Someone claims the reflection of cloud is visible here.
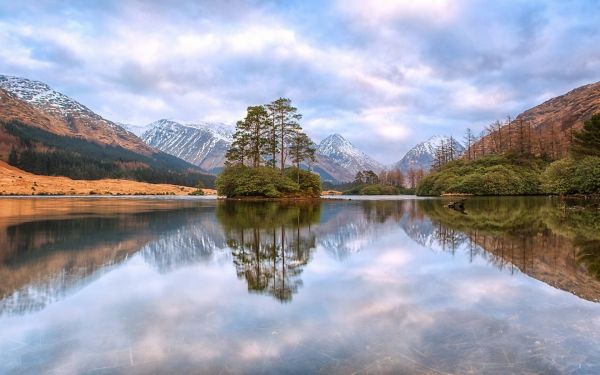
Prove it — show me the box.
[2,200,600,373]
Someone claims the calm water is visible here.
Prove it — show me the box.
[1,196,600,374]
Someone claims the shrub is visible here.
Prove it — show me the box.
[416,156,543,196]
[543,156,600,195]
[216,165,321,198]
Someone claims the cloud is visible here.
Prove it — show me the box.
[0,0,599,163]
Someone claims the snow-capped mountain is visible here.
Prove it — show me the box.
[392,135,465,173]
[141,119,233,173]
[136,122,384,181]
[0,74,150,153]
[316,134,384,180]
[0,75,121,130]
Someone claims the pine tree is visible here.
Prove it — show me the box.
[8,147,18,166]
[267,98,302,173]
[354,171,364,184]
[289,131,316,183]
[572,113,600,158]
[225,123,250,166]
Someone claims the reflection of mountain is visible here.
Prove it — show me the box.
[141,215,227,273]
[3,196,600,317]
[0,200,211,315]
[414,198,600,302]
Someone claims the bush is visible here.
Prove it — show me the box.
[216,165,321,198]
[543,156,600,195]
[284,167,322,197]
[342,183,412,195]
[416,156,543,196]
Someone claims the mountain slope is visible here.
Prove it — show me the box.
[0,76,214,187]
[471,80,600,159]
[393,136,465,173]
[142,119,232,173]
[0,75,152,153]
[315,134,384,181]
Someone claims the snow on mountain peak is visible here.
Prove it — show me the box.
[0,75,101,122]
[317,133,383,173]
[392,135,465,173]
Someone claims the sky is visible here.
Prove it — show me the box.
[1,0,599,163]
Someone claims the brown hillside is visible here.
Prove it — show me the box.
[0,87,153,157]
[469,81,600,160]
[0,160,216,195]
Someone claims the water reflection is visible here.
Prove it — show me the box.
[415,197,600,302]
[217,201,320,302]
[1,197,600,373]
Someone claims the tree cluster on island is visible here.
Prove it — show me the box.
[216,98,321,198]
[342,169,419,195]
[417,114,600,196]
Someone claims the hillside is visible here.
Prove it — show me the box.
[0,75,151,154]
[470,81,600,160]
[142,119,232,173]
[0,76,214,187]
[0,160,217,195]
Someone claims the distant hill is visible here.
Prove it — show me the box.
[471,80,600,159]
[392,135,464,174]
[0,75,214,187]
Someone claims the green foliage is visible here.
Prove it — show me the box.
[3,120,215,187]
[216,165,321,198]
[189,183,205,196]
[542,156,600,194]
[284,167,321,197]
[416,156,544,196]
[343,183,411,195]
[572,113,600,158]
[227,98,312,172]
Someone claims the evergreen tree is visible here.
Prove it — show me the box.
[289,131,316,182]
[225,123,250,166]
[8,147,18,166]
[354,171,364,184]
[268,98,302,173]
[572,114,600,158]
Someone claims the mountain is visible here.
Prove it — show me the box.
[136,122,382,182]
[392,135,465,173]
[0,75,151,153]
[315,134,384,181]
[141,119,233,173]
[471,80,600,159]
[0,75,214,187]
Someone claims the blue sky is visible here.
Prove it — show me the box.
[1,0,599,163]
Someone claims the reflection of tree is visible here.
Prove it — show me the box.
[216,201,320,302]
[543,202,600,280]
[414,197,600,302]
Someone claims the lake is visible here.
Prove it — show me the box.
[1,196,599,374]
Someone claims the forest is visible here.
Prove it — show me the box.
[417,113,600,196]
[3,119,215,187]
[216,98,321,198]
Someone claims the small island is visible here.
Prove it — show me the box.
[215,98,321,199]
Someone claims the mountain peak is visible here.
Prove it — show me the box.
[392,135,464,173]
[317,133,383,176]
